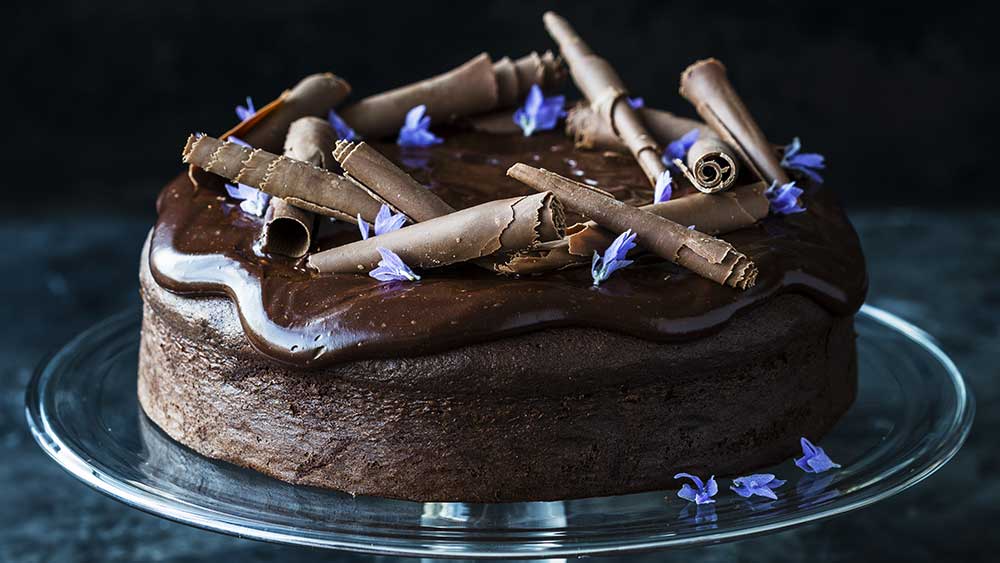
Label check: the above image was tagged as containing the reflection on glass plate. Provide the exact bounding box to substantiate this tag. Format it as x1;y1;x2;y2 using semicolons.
25;305;974;558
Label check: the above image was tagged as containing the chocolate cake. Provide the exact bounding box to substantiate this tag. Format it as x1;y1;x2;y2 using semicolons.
137;12;866;502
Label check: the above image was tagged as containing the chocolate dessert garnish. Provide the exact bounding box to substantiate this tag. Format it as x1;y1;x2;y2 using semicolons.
259;116;338;257
307;192;564;273
676;137;741;193
680;59;790;185
542;12;666;186
565;102;712;153
508;164;757;288
182;134;381;223
332;140;455;222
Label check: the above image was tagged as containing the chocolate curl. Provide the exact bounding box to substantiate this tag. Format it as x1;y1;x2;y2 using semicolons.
181;134;381;223
679;59;790;185
542;12;666;186
259;117;337;257
494;50;567;107
332;140;455;222
566;102;713;152
507;164;756;289
501;182;768;274
340;53;499;140
306;193;564;274
676;137;741;194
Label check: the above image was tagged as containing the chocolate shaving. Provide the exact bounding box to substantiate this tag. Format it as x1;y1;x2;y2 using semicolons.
677;137;741;194
332;140;455;222
181;134;381;223
680;59;789;185
259;117;337;257
565;102;713;153
307;193;564;274
507;164;756;289
543;12;666;186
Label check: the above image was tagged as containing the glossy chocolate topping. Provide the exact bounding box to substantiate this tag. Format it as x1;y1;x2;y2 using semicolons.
149;128;866;367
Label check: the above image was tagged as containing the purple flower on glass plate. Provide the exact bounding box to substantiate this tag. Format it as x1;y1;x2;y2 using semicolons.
654;169;673;203
730;473;786;500
781;137;825;184
662;129;700;168
674;473;718;505
222;136;270;217
370;247;420;282
627;96;644;109
358;204;407;240
328;109;358;141
513;84;566;137
591;229;637;286
235;96;256;122
398;104;443;147
794;437;841;473
765;180;806;215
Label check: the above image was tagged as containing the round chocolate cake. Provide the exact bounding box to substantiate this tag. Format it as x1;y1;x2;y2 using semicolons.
138;14;866;502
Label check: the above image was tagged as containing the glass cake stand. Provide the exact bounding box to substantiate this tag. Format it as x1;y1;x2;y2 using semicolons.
25;305;974;559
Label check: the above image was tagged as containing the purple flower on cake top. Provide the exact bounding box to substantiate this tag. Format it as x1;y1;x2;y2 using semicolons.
514;84;566;137
781;137;825;185
358;204;407;240
674;473;718;505
627;96;644;109
662;128;700;168
398;105;443;147
654;169;673;203
370;247;420;282
730;473;787;500
794;437;841;473
591;229;637;286
222;136;270;217
765;180;806;216
328;109;358;141
235;96;256;122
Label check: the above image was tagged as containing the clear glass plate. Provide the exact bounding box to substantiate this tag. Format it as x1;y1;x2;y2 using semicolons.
25;305;974;559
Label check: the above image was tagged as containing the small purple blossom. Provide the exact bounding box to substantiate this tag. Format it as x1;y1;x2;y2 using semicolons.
654;169;673;203
627;96;645;109
369;247;420;282
781;137;825;184
397;105;443;147
513;84;566;137
662;129;700;168
730;473;786;500
235;96;256;122
591;229;637;286
674;473;718;505
328;109;358;141
223;136;270;216
358;204;407;240
765;180;806;215
794;437;841;473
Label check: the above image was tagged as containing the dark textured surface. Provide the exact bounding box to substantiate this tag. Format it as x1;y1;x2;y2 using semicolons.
2;209;995;561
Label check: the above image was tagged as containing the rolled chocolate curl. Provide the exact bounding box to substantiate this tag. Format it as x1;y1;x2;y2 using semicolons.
677;137;741;194
542;12;667;186
501;182;768;274
507;164;756;289
307;192;564;274
181;134;382;223
679;59;790;185
566;102;713;153
259;117;337;257
494;50;566;107
332;140;455;223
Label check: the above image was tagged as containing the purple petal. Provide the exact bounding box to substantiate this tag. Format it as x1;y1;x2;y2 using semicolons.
663;128;700;166
730;483;753;498
654;170;673;203
398;106;443;147
228;136;251;148
369;247;420;282
705;476;718;497
627;96;644;109
783;137;802;159
524;84;544;113
373;204;407;236
358;214;370;240
235;96;256;121
404;105;427;130
800;437;819;457
225;183;244;199
328;109;358;141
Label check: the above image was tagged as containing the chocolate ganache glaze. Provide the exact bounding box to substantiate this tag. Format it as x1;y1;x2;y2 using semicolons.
149;127;867;367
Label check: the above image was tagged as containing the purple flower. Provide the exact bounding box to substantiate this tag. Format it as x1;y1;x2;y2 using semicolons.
794;437;841;473
398;105;443;147
358;204;407;240
674;473;718;505
765;180;806;215
730;473;787;500
369;247;420;282
781;137;825;184
591;229;637;286
662;129;700;168
235;96;256;122
654;169;673;203
513;84;566;137
627;96;644;109
328;109;358;141
222;136;270;216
